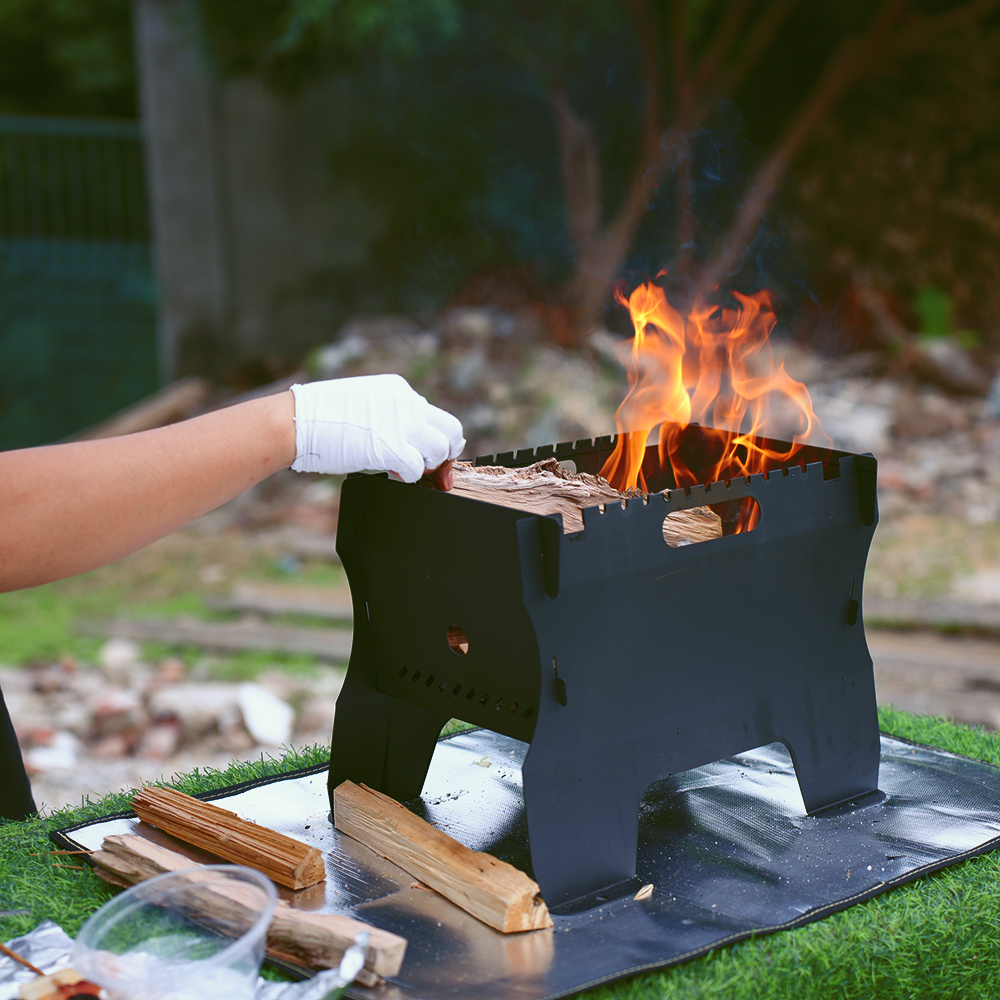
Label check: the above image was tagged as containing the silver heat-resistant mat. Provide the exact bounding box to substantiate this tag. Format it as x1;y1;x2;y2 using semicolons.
54;730;1000;1000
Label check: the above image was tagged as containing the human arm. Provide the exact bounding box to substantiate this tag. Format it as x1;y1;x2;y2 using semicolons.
0;375;464;592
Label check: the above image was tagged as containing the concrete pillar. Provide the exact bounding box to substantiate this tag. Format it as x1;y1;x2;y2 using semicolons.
132;0;387;381
133;0;232;381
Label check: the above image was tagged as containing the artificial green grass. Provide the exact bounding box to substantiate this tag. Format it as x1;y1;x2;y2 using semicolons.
2;711;1000;999
0;745;330;943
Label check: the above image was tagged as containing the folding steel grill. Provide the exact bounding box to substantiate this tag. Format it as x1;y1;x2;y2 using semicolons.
329;426;880;906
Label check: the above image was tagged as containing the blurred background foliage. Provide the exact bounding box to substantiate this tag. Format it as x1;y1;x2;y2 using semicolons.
0;0;997;351
196;0;1000;348
786;18;1000;350
0;0;137;117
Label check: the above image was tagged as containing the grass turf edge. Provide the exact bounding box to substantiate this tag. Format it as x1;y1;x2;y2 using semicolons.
3;711;1000;998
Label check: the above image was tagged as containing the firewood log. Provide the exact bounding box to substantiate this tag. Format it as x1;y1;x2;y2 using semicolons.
131;786;325;890
662;504;722;547
450;459;723;544
333;780;552;933
88;834;406;985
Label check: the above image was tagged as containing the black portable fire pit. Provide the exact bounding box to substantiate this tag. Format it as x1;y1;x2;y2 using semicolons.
328;424;880;906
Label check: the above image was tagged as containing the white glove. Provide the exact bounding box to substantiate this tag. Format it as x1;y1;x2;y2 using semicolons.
289;374;465;482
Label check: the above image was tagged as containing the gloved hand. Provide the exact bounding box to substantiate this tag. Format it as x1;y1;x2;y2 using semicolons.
289;374;465;483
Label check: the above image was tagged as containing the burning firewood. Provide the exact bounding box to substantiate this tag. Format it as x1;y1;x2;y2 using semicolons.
449;458;722;544
662;505;722;547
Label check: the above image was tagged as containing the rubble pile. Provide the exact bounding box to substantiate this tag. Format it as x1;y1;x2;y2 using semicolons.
310;306;1000;525
308;306;627;463
3;638;344;811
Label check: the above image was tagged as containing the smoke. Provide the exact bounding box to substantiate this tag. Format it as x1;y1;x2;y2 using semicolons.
618;101;810;328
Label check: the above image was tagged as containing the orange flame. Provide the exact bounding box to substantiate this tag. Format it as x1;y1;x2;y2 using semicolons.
600;280;830;519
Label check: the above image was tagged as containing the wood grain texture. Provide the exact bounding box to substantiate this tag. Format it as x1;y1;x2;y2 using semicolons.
132;786;325;890
450;458;723;546
333;780;552;933
450;458;627;533
662;504;722;547
90;834;406;983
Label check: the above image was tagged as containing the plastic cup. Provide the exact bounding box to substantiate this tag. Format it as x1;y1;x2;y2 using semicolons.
72;864;277;1000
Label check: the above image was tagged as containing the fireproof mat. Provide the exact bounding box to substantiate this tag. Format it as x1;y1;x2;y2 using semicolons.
53;729;1000;1000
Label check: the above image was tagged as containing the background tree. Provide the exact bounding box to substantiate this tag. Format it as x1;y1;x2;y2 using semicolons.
0;0;136;117
198;0;1000;353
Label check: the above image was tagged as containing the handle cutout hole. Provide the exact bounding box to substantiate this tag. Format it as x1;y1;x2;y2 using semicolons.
662;497;760;547
447;624;470;655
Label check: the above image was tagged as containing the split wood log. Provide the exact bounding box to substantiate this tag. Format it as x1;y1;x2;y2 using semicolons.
450;458;723;545
662;505;722;547
450;458;631;533
132;786;325;890
333;780;552;933
89;834;406;985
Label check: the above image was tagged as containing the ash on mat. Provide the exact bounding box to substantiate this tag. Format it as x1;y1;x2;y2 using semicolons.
55;730;1000;1000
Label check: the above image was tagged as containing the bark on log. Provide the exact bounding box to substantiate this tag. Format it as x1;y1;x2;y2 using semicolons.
450;459;723;545
132;786;326;890
333;780;552;934
89;834;407;984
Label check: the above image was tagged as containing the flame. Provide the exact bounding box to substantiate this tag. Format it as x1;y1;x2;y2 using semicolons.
600;280;830;529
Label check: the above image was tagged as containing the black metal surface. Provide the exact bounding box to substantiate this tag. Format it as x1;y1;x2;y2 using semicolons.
55;730;1000;1000
329;430;881;905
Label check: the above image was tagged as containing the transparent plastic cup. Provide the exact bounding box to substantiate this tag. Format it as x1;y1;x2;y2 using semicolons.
72;864;277;1000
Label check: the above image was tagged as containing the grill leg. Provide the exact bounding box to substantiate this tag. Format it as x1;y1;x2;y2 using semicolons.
522;751;639;906
330;678;449;805
785;719;881;814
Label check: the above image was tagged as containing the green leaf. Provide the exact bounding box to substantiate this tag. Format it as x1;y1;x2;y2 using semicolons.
913;286;953;340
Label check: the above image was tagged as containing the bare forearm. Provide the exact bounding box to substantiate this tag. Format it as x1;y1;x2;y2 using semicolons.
0;392;296;592
0;374;465;593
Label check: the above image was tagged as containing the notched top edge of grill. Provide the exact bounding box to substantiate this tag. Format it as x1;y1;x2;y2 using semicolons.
473;424;858;483
465;424;876;529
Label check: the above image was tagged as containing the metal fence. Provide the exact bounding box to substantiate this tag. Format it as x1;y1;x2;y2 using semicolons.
0;115;158;449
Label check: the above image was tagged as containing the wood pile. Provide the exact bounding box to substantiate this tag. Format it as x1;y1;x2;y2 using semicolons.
449;459;723;545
